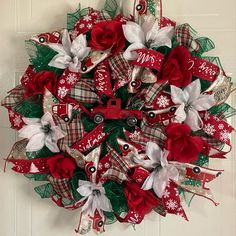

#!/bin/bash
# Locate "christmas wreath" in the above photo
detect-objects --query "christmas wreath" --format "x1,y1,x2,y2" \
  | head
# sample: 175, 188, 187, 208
2, 0, 235, 234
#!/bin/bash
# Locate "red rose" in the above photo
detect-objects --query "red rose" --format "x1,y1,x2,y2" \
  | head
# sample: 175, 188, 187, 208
124, 182, 159, 216
165, 123, 205, 163
25, 70, 57, 97
89, 20, 125, 55
47, 154, 76, 179
160, 46, 192, 87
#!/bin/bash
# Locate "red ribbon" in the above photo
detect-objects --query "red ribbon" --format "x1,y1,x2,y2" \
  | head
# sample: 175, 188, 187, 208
94, 60, 113, 97
8, 157, 50, 174
56, 68, 81, 99
72, 124, 108, 153
188, 56, 220, 82
131, 49, 165, 71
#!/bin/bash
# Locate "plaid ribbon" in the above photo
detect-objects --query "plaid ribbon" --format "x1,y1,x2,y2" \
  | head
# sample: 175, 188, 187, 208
47, 175, 74, 200
99, 145, 130, 183
141, 120, 166, 148
108, 146, 130, 173
96, 10, 111, 22
1, 85, 25, 109
143, 81, 167, 107
108, 52, 131, 82
101, 168, 128, 184
53, 115, 84, 149
68, 78, 100, 104
176, 24, 200, 52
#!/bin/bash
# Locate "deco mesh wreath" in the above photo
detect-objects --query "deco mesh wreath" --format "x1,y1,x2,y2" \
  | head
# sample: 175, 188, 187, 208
2, 0, 236, 234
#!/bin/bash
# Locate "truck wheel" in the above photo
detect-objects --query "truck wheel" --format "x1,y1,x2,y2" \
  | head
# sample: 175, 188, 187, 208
127, 117, 138, 127
94, 114, 104, 124
63, 117, 70, 122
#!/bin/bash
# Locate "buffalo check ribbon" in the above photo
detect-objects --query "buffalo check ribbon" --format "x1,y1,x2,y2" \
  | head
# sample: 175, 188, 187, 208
68, 78, 100, 104
48, 175, 74, 200
1, 85, 25, 109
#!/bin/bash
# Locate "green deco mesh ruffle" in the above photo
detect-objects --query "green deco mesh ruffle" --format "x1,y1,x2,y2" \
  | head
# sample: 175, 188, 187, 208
103, 181, 128, 224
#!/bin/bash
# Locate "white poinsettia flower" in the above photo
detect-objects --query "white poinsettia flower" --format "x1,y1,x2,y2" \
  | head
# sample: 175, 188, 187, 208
171, 79, 216, 131
18, 112, 65, 152
48, 29, 91, 72
77, 180, 112, 216
138, 142, 179, 198
122, 15, 174, 60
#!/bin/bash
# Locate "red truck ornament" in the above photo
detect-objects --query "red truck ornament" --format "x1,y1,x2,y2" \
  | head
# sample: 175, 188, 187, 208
146, 105, 179, 126
91, 98, 142, 126
52, 103, 74, 122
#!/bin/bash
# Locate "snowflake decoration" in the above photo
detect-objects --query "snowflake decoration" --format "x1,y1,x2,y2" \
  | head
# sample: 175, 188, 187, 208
79, 23, 85, 29
166, 199, 178, 210
220, 130, 230, 142
98, 163, 103, 170
204, 112, 211, 121
87, 23, 93, 29
163, 190, 170, 198
66, 74, 78, 85
204, 123, 216, 136
83, 15, 92, 22
13, 115, 22, 127
156, 95, 170, 108
60, 79, 65, 84
9, 110, 15, 117
58, 86, 69, 98
218, 123, 224, 130
104, 163, 110, 169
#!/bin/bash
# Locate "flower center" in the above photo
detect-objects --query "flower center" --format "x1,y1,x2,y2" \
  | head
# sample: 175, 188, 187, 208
92, 189, 101, 196
184, 103, 193, 112
41, 124, 51, 134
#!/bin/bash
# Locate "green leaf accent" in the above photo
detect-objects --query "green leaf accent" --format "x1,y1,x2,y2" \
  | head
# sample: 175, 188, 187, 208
34, 183, 55, 199
209, 103, 236, 118
104, 181, 128, 221
25, 40, 64, 75
26, 146, 55, 159
14, 95, 43, 118
80, 113, 97, 133
196, 37, 215, 54
67, 5, 90, 31
104, 0, 118, 18
115, 85, 133, 108
147, 0, 156, 16
70, 169, 88, 201
24, 174, 48, 181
